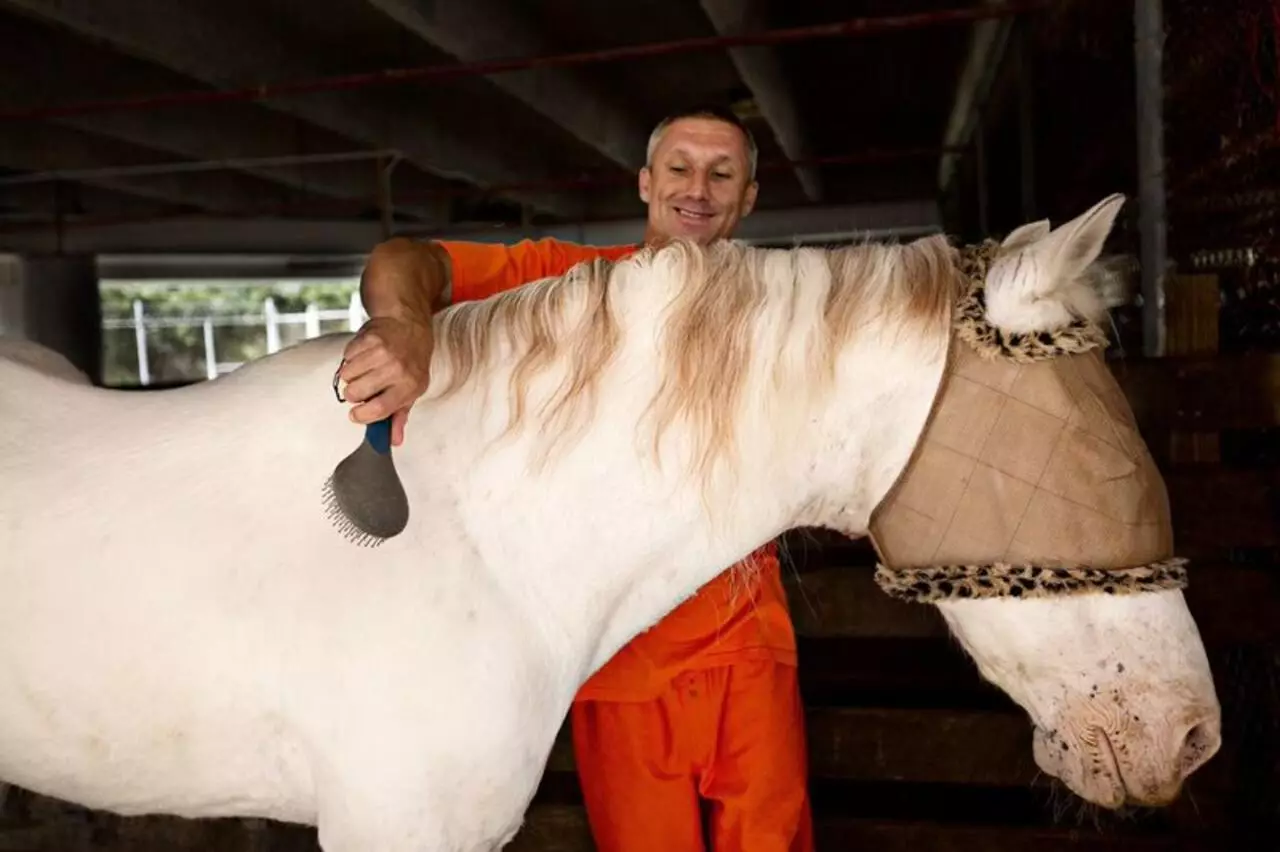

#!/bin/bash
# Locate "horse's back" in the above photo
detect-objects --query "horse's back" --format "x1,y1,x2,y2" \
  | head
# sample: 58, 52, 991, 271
0, 335, 368, 819
0, 337, 92, 385
0, 334, 551, 825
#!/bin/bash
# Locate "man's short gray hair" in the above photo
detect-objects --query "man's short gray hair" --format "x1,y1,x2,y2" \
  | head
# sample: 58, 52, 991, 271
644, 104, 759, 180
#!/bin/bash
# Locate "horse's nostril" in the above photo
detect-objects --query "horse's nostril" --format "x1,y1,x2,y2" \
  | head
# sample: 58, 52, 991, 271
1178, 718, 1221, 777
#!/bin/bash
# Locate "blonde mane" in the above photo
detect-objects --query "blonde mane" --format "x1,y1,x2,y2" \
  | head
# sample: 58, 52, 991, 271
426, 235, 964, 483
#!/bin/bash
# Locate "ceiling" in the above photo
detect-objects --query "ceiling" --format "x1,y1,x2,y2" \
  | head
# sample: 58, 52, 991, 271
0, 0, 1267, 256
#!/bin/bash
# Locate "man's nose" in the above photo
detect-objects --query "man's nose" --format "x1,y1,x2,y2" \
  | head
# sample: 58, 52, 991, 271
687, 170, 710, 198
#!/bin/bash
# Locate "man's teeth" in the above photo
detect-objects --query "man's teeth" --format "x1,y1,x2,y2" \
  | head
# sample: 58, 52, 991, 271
677, 208, 712, 219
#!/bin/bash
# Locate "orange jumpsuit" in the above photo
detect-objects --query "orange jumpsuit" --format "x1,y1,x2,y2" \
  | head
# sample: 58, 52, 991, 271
440, 237, 813, 852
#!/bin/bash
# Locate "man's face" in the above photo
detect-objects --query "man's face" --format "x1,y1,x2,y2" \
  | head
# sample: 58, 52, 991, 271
639, 116, 759, 245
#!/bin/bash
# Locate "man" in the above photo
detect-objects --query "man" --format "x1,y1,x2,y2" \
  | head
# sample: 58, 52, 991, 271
337, 105, 813, 852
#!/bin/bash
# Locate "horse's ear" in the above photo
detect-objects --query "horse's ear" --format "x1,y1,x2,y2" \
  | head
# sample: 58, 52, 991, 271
1000, 219, 1051, 253
1040, 193, 1126, 276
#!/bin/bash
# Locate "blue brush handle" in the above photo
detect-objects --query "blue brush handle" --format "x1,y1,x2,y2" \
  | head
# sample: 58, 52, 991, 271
365, 417, 393, 455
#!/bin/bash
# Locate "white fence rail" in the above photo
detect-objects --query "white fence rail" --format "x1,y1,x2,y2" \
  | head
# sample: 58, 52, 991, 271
103, 292, 367, 384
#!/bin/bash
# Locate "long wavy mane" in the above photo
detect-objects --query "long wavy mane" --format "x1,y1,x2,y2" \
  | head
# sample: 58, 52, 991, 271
426, 235, 964, 482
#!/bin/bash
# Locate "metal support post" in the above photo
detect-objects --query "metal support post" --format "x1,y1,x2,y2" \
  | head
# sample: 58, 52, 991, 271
1135, 0, 1167, 357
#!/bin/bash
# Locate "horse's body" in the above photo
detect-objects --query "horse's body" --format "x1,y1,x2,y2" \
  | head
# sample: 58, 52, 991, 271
0, 195, 1221, 850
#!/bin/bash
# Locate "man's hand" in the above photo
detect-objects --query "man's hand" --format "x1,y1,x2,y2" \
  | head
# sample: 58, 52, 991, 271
337, 314, 433, 447
336, 238, 449, 447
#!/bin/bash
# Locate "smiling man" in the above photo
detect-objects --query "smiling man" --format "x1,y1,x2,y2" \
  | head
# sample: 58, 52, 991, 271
339, 104, 813, 852
640, 107, 758, 244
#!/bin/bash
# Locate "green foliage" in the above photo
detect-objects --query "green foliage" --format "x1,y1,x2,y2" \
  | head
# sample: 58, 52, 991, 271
99, 277, 361, 386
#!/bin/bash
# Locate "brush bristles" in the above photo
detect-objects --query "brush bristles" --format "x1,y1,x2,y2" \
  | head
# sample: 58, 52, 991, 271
320, 477, 389, 548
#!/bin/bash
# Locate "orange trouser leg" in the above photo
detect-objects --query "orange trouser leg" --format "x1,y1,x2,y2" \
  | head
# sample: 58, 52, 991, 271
571, 661, 813, 852
700, 660, 814, 852
570, 696, 706, 852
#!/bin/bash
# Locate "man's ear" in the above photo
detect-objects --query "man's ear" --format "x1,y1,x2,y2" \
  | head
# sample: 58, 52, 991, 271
741, 181, 758, 218
638, 167, 651, 204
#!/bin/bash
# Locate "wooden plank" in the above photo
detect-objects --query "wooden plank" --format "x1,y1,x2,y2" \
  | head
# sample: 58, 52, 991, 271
793, 636, 1011, 710
504, 804, 1217, 852
524, 772, 1230, 850
1165, 467, 1278, 554
785, 562, 950, 639
0, 752, 1237, 852
1112, 352, 1280, 432
1164, 274, 1221, 356
545, 706, 1035, 785
0, 801, 1217, 852
0, 808, 295, 852
1163, 273, 1222, 463
543, 701, 1236, 800
0, 773, 1227, 852
782, 563, 1280, 646
782, 465, 1278, 566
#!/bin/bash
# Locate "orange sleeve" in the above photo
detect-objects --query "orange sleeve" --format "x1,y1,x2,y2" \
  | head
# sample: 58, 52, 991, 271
438, 238, 639, 304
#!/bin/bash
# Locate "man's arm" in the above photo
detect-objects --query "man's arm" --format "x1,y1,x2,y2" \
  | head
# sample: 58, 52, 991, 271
338, 238, 452, 446
337, 236, 635, 446
359, 237, 453, 318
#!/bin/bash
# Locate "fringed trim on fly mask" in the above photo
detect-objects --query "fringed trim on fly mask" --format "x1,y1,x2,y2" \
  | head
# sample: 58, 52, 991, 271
873, 557, 1189, 604
954, 240, 1110, 362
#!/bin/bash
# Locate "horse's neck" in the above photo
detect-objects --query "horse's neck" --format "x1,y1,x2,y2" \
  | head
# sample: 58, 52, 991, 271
400, 359, 795, 683
400, 307, 951, 686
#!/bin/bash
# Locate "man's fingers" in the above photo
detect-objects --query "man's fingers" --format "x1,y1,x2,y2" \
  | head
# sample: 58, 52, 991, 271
334, 316, 429, 443
391, 409, 409, 447
340, 328, 383, 362
336, 346, 386, 387
343, 363, 402, 405
348, 393, 394, 425
348, 378, 416, 425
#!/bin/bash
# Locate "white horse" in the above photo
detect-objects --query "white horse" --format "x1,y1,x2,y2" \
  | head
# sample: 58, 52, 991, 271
0, 193, 1220, 850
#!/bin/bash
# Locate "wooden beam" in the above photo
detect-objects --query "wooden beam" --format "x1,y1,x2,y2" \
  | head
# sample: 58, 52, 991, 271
0, 23, 449, 221
503, 802, 1217, 852
0, 791, 1219, 852
783, 466, 1278, 568
1163, 273, 1222, 462
1165, 467, 1279, 555
544, 705, 1037, 785
937, 1, 1016, 192
698, 0, 822, 202
0, 0, 582, 218
1111, 353, 1280, 432
782, 561, 1280, 647
363, 0, 648, 171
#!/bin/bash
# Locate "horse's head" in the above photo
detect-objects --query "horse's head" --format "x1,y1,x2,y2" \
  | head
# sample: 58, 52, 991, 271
934, 583, 1218, 809
868, 193, 1222, 809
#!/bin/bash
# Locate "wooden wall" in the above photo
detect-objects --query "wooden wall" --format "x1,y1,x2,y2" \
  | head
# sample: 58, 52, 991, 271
1, 275, 1276, 850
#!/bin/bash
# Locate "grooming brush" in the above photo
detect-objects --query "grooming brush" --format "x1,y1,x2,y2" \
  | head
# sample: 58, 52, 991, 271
323, 365, 411, 546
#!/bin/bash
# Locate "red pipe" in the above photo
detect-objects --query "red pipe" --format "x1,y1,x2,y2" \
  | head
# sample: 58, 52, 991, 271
0, 1, 1048, 123
390, 145, 966, 200
0, 146, 964, 230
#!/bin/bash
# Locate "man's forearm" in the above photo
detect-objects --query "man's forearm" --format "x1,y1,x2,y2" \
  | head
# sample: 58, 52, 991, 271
360, 237, 452, 322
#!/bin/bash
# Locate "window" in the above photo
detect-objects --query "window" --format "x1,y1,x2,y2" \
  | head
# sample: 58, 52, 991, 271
98, 276, 365, 387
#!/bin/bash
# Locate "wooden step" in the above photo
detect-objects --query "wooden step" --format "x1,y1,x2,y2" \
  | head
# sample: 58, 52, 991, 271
506, 804, 1218, 852
513, 776, 1224, 852
506, 803, 1225, 852
0, 785, 1224, 852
